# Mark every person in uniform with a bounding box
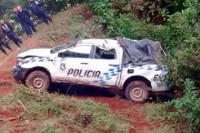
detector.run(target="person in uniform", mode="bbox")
[0,20,22,47]
[16,5,37,37]
[13,7,20,24]
[28,0,53,25]
[0,33,12,55]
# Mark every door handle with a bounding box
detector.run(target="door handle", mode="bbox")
[81,62,88,65]
[109,64,115,66]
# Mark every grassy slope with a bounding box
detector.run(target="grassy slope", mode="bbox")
[0,4,130,133]
[0,86,130,133]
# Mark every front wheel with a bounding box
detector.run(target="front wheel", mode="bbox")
[25,71,50,94]
[125,81,149,102]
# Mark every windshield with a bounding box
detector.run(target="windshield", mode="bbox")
[50,40,78,54]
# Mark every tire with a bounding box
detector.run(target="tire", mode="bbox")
[25,71,50,94]
[125,81,149,102]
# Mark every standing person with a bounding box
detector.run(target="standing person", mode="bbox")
[13,7,20,24]
[28,0,53,25]
[0,33,12,55]
[0,20,22,47]
[16,5,37,37]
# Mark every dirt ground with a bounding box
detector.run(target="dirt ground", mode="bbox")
[0,5,160,133]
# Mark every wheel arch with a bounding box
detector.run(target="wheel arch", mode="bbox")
[23,67,51,83]
[123,76,152,91]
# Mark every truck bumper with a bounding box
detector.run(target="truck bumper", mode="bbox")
[12,65,28,82]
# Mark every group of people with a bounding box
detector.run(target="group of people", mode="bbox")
[0,0,53,55]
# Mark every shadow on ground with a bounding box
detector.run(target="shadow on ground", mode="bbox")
[48,83,175,102]
[49,83,116,98]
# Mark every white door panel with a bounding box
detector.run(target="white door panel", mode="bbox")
[87,59,121,87]
[52,45,94,84]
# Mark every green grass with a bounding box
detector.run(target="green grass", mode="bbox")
[142,103,188,133]
[42,126,62,133]
[143,103,168,121]
[0,85,131,133]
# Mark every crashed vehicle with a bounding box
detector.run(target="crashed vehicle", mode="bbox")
[12,38,168,102]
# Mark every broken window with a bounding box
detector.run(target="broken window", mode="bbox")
[95,47,116,59]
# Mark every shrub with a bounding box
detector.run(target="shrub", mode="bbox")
[171,79,200,132]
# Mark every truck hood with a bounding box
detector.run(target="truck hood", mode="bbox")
[18,48,53,58]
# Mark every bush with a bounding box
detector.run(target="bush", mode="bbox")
[171,79,200,132]
[168,47,200,87]
[165,0,200,87]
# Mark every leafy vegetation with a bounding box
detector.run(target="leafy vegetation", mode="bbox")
[171,79,200,132]
[143,79,199,133]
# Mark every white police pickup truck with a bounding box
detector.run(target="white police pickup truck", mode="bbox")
[13,38,169,102]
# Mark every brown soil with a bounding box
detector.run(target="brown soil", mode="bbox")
[0,71,13,95]
[0,5,160,133]
[93,97,159,133]
[0,107,31,133]
[0,108,23,120]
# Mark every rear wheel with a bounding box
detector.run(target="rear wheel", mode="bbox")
[125,81,149,102]
[25,71,50,94]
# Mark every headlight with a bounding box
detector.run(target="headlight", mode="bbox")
[16,58,24,66]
